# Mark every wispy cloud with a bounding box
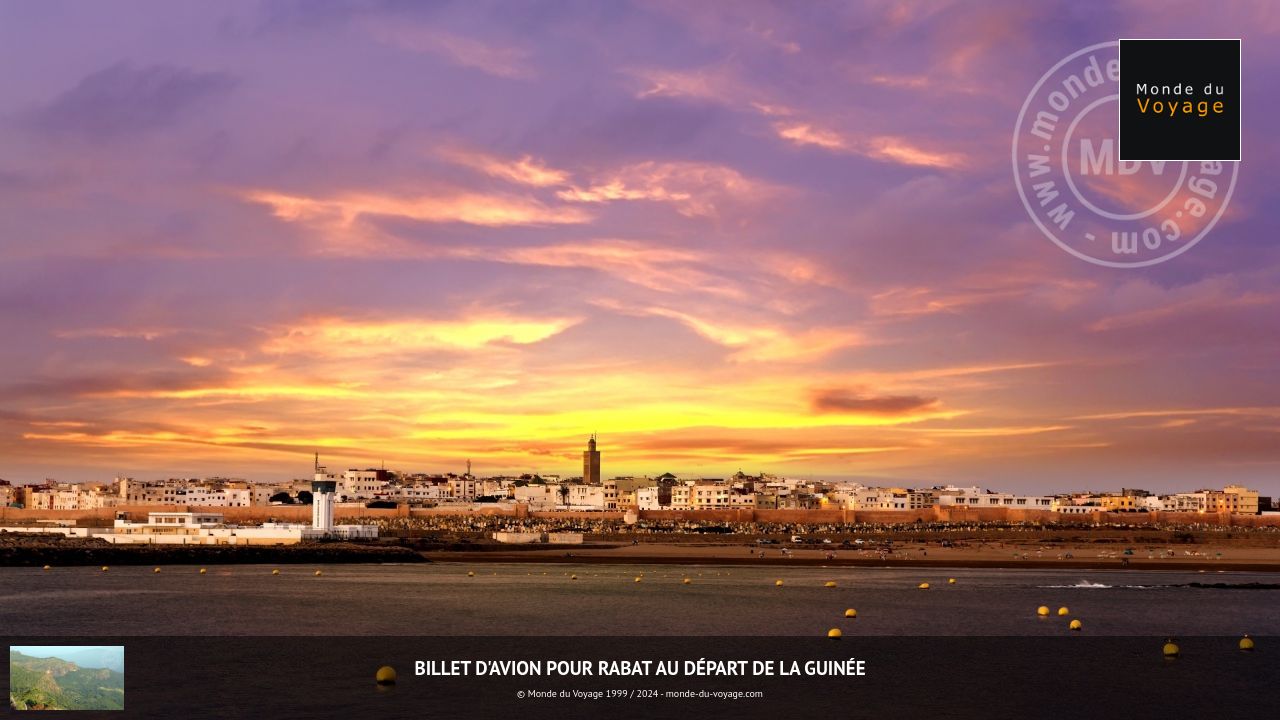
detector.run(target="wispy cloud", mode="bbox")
[639,306,863,363]
[773,122,965,168]
[368,23,533,79]
[244,188,592,228]
[441,148,570,187]
[261,314,579,357]
[556,161,779,217]
[627,65,741,103]
[774,123,848,151]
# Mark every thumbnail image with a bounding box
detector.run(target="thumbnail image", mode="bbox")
[9,646,124,711]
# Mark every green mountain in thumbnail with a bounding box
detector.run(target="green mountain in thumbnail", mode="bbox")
[9,650,124,710]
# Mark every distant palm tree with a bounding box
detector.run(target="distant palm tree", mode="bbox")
[558,484,570,508]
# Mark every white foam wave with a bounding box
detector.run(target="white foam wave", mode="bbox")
[1038,580,1112,589]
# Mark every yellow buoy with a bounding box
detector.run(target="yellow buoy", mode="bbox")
[1163,641,1180,657]
[101,566,109,572]
[634,576,642,583]
[153,567,161,573]
[683,578,691,584]
[948,578,956,584]
[1037,606,1050,617]
[42,565,51,571]
[314,570,323,576]
[1069,619,1082,631]
[918,582,930,590]
[375,665,397,685]
[844,608,857,618]
[199,568,207,574]
[1239,635,1254,651]
[775,579,784,587]
[272,569,280,575]
[1058,606,1069,616]
[824,581,837,588]
[827,628,842,639]
[570,574,578,580]
[467,571,474,577]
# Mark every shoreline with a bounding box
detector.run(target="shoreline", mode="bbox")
[420,551,1280,573]
[7,533,1280,572]
[421,539,1280,573]
[0,534,425,566]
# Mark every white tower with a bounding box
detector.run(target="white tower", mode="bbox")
[311,453,336,533]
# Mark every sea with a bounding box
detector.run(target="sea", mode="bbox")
[4,564,1278,718]
[2,563,1277,636]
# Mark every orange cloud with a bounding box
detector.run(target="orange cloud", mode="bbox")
[556,161,778,217]
[441,148,570,187]
[865,137,964,168]
[774,123,965,168]
[775,123,848,150]
[772,121,964,168]
[244,188,592,228]
[260,315,579,357]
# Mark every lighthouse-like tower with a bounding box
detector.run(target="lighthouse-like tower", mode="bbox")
[583,434,601,486]
[311,453,336,533]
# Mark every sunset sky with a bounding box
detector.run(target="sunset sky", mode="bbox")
[1,1,1277,493]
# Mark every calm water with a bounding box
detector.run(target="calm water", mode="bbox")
[1,563,1277,636]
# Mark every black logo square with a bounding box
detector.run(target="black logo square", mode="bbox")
[1119,39,1240,161]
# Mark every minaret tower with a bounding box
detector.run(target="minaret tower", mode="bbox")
[583,433,601,485]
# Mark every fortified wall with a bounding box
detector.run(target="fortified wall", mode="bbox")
[4,504,1279,528]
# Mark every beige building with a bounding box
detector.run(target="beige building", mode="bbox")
[1210,485,1260,514]
[1097,494,1138,511]
[689,483,755,509]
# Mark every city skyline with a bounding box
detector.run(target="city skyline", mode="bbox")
[3,436,1276,498]
[2,1,1279,494]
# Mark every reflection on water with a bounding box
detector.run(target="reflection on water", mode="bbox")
[2,563,1277,636]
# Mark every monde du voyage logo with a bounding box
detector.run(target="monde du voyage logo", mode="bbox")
[1012,40,1240,268]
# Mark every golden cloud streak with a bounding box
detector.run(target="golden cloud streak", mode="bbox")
[260,315,579,356]
[1074,407,1280,421]
[442,148,569,186]
[245,189,591,228]
[773,123,964,168]
[555,161,777,218]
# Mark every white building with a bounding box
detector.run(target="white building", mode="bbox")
[512,483,562,510]
[1164,492,1209,512]
[689,483,755,509]
[118,478,254,507]
[449,476,480,501]
[1,511,377,545]
[935,486,1054,510]
[567,484,606,510]
[384,482,452,503]
[340,469,388,501]
[636,487,662,510]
